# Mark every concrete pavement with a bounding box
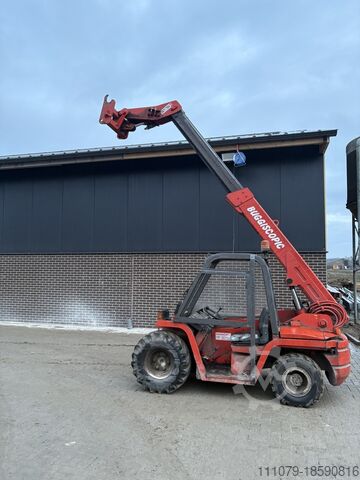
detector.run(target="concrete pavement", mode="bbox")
[0,325,359,480]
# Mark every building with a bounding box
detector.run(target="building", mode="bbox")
[0,130,335,328]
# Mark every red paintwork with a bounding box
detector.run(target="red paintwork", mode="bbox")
[156,318,351,386]
[99,96,182,139]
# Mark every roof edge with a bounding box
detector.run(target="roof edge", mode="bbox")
[0,129,337,170]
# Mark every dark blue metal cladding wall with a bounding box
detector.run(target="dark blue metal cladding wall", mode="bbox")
[0,145,325,253]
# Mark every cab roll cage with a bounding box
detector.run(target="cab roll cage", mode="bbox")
[175,253,279,337]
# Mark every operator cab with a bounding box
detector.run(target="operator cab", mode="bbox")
[174,253,279,346]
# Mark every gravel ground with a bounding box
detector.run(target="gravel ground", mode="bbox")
[0,325,359,480]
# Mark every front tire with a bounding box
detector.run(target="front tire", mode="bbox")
[131,330,191,393]
[271,353,324,407]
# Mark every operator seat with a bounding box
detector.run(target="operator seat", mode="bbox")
[231,307,270,345]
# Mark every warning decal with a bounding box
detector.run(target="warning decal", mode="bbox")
[215,332,232,341]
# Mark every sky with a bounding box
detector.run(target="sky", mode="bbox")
[0,0,359,257]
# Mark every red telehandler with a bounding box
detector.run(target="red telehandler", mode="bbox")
[100,96,350,407]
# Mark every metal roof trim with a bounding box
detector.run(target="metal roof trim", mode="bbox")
[0,129,337,168]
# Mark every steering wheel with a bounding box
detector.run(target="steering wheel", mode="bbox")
[196,306,222,319]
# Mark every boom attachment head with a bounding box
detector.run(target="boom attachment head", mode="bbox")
[99,95,182,139]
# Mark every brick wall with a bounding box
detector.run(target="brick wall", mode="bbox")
[0,252,326,328]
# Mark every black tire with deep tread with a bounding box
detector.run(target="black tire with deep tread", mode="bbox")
[131,330,191,393]
[271,353,324,407]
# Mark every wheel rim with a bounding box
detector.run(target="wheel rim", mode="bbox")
[144,348,174,379]
[282,366,312,397]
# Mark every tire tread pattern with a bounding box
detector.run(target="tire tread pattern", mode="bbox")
[131,330,191,394]
[271,353,325,408]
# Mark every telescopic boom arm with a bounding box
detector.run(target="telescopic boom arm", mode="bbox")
[99,96,347,328]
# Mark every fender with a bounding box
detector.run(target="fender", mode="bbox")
[156,319,207,379]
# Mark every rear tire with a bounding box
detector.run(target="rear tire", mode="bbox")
[131,330,191,393]
[271,353,324,407]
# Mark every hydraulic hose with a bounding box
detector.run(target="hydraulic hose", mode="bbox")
[309,301,347,329]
